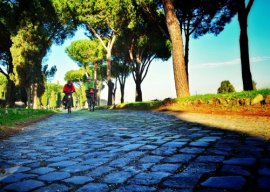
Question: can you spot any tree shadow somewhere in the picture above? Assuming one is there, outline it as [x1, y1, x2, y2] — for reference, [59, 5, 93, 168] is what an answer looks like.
[0, 110, 269, 192]
[161, 111, 270, 192]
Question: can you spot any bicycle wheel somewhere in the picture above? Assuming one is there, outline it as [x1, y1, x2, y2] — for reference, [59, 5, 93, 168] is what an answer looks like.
[91, 94, 95, 111]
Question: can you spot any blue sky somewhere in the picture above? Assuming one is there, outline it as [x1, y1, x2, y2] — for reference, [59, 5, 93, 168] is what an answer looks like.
[47, 1, 270, 103]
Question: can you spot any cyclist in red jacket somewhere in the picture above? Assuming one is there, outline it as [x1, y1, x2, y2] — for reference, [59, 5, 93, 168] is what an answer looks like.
[62, 80, 75, 108]
[63, 80, 75, 93]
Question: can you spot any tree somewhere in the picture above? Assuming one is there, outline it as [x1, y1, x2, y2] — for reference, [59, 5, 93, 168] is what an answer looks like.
[174, 0, 237, 83]
[162, 0, 190, 97]
[65, 39, 104, 77]
[61, 0, 135, 105]
[49, 91, 57, 109]
[41, 92, 48, 108]
[64, 69, 85, 84]
[42, 64, 57, 83]
[37, 64, 57, 108]
[111, 57, 131, 103]
[236, 0, 254, 90]
[0, 73, 7, 99]
[91, 65, 107, 106]
[4, 0, 75, 108]
[0, 1, 16, 107]
[10, 23, 44, 108]
[41, 83, 62, 108]
[114, 2, 170, 102]
[217, 80, 236, 93]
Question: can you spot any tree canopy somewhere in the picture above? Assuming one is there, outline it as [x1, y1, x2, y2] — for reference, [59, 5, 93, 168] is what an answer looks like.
[0, 0, 258, 107]
[66, 39, 104, 68]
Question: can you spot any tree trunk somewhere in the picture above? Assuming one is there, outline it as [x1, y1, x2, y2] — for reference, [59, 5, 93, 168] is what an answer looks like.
[135, 80, 142, 102]
[112, 78, 117, 105]
[184, 32, 190, 85]
[120, 83, 125, 103]
[96, 80, 103, 106]
[87, 25, 116, 105]
[94, 63, 98, 81]
[106, 50, 114, 106]
[237, 0, 253, 90]
[32, 83, 38, 109]
[96, 90, 101, 106]
[5, 53, 16, 108]
[162, 0, 189, 97]
[6, 79, 16, 108]
[26, 87, 31, 108]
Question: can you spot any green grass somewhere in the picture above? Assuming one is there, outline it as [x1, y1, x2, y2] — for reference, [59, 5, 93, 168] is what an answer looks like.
[0, 108, 56, 126]
[175, 89, 270, 102]
[113, 100, 163, 110]
[103, 89, 270, 110]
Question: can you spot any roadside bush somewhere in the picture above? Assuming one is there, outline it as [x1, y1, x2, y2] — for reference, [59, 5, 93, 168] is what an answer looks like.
[217, 80, 236, 94]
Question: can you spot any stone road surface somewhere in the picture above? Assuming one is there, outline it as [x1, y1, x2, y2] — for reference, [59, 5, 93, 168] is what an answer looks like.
[0, 110, 270, 192]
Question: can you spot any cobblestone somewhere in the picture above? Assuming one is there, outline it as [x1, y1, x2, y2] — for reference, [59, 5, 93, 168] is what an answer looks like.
[0, 110, 269, 191]
[38, 172, 70, 181]
[64, 176, 93, 185]
[129, 172, 170, 185]
[200, 176, 246, 190]
[221, 165, 251, 176]
[0, 173, 37, 183]
[76, 183, 109, 192]
[30, 167, 56, 175]
[103, 171, 134, 184]
[3, 180, 44, 191]
[114, 185, 156, 192]
[223, 157, 257, 166]
[33, 184, 69, 192]
[163, 175, 201, 189]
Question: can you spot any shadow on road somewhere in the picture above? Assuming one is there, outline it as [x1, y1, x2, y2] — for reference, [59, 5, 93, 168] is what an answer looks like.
[0, 110, 269, 192]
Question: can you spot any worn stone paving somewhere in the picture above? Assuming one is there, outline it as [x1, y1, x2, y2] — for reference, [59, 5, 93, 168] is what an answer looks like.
[0, 110, 270, 192]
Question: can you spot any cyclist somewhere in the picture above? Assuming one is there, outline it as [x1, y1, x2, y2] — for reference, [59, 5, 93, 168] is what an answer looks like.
[63, 80, 75, 108]
[85, 77, 95, 111]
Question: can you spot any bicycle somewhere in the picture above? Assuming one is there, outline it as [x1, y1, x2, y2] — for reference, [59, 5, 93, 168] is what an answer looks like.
[86, 88, 95, 112]
[64, 92, 73, 114]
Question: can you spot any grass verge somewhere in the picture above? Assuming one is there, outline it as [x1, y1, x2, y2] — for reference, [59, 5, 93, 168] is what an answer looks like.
[112, 101, 162, 110]
[105, 89, 270, 139]
[175, 89, 270, 102]
[0, 108, 56, 139]
[105, 89, 270, 116]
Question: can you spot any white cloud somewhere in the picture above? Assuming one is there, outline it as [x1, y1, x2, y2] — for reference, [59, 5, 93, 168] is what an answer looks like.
[191, 56, 270, 69]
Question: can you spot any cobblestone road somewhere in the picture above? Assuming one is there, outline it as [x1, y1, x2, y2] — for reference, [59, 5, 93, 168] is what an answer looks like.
[0, 110, 270, 192]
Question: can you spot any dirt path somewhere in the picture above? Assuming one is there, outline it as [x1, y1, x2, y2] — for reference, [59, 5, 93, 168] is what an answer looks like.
[166, 111, 270, 140]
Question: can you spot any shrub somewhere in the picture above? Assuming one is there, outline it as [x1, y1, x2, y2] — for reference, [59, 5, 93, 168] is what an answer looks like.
[252, 80, 257, 90]
[217, 80, 236, 94]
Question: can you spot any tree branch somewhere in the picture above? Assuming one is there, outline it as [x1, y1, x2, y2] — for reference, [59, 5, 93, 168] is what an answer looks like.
[0, 67, 8, 78]
[109, 33, 117, 51]
[131, 68, 136, 82]
[87, 25, 108, 52]
[142, 55, 155, 82]
[141, 55, 150, 73]
[246, 0, 254, 15]
[141, 2, 169, 38]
